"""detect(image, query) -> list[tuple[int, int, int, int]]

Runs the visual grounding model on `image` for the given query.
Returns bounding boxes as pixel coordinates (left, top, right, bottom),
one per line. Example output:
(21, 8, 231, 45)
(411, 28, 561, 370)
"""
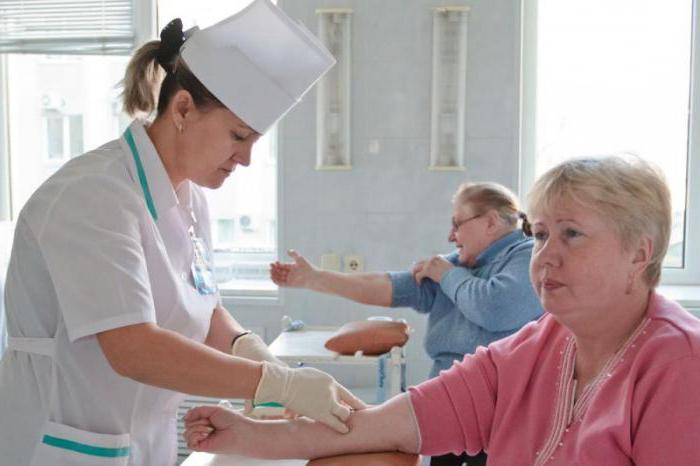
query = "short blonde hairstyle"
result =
(527, 155, 671, 288)
(454, 182, 530, 234)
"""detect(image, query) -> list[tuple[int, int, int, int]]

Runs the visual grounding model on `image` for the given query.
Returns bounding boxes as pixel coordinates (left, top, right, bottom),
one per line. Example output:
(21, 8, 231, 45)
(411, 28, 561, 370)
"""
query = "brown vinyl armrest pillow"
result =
(324, 320, 409, 356)
(306, 452, 420, 466)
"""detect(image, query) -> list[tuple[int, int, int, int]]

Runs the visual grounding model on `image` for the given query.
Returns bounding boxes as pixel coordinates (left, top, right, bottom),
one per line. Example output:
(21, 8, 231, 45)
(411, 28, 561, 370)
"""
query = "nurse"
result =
(0, 1, 364, 465)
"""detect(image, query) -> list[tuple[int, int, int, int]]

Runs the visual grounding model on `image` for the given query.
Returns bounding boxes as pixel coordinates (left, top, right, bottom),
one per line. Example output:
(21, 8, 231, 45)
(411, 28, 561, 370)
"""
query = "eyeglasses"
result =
(451, 214, 481, 232)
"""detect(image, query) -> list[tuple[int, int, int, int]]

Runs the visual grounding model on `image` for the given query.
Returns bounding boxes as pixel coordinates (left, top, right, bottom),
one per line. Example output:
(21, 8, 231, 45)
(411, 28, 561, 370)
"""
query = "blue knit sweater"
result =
(389, 230, 543, 378)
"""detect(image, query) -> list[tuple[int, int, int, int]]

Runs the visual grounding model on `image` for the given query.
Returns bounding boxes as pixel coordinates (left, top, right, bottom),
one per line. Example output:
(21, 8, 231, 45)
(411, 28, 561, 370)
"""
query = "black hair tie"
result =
(519, 211, 533, 237)
(157, 18, 185, 74)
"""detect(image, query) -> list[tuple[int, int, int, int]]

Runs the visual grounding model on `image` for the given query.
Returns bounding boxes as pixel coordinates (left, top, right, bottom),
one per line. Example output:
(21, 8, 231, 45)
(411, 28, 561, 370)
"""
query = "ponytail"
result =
(519, 212, 532, 237)
(121, 40, 163, 116)
(120, 18, 222, 118)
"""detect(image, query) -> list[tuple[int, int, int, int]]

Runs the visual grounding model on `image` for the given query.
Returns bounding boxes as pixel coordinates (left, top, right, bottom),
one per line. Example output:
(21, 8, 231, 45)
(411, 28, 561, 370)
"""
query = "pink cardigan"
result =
(409, 292, 700, 465)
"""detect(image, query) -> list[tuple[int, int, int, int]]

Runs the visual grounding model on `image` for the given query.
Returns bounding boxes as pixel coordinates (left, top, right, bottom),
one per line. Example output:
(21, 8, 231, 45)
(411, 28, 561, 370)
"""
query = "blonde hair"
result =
(120, 40, 163, 116)
(120, 32, 223, 117)
(453, 182, 530, 235)
(527, 155, 671, 288)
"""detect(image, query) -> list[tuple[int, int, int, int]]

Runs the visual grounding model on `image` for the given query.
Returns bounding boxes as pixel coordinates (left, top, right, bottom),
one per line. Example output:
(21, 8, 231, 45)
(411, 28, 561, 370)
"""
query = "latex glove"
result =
(231, 332, 286, 416)
(231, 332, 286, 366)
(254, 361, 368, 433)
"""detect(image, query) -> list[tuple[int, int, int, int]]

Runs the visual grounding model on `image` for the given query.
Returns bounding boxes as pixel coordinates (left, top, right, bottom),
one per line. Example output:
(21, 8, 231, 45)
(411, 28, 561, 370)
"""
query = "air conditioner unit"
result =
(41, 93, 65, 111)
(239, 215, 258, 232)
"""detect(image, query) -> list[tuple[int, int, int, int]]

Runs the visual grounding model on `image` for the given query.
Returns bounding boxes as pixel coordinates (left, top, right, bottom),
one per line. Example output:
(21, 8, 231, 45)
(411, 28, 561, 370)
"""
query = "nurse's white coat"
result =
(0, 120, 218, 466)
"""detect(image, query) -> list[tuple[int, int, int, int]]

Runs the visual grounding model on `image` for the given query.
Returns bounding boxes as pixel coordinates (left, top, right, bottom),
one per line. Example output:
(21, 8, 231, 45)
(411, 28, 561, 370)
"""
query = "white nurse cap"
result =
(180, 0, 335, 134)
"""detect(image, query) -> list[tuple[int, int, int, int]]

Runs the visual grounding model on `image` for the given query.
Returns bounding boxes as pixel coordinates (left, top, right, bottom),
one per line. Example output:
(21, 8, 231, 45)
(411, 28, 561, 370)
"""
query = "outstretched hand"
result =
(270, 249, 319, 288)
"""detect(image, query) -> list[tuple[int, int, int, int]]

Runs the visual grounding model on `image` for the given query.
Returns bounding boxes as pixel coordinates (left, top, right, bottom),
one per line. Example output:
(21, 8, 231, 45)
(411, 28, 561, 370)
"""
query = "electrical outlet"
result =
(368, 139, 380, 154)
(344, 255, 364, 273)
(320, 253, 341, 271)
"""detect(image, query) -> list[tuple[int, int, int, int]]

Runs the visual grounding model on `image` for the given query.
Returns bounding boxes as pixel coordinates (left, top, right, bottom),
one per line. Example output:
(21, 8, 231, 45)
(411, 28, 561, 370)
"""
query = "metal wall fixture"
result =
(316, 8, 352, 170)
(430, 6, 469, 170)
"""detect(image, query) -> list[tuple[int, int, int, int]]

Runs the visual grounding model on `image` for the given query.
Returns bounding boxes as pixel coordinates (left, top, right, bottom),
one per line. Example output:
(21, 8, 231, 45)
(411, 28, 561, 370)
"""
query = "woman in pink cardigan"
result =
(185, 155, 700, 465)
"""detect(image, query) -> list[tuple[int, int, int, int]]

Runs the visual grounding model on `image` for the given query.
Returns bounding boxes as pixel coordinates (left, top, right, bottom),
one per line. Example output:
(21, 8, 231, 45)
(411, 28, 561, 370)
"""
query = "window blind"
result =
(0, 0, 135, 55)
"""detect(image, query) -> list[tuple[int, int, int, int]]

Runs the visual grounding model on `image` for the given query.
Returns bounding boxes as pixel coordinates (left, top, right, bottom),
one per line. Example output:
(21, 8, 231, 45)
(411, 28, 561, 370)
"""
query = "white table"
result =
(268, 326, 406, 402)
(182, 453, 305, 466)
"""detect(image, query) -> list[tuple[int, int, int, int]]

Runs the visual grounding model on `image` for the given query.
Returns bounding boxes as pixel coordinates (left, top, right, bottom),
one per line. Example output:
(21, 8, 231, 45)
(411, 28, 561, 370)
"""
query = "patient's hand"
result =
(412, 256, 454, 284)
(270, 249, 318, 288)
(184, 405, 251, 454)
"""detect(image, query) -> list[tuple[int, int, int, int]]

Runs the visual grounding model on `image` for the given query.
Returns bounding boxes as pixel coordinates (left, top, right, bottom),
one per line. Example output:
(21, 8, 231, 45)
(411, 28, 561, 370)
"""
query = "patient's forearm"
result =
(311, 271, 393, 307)
(238, 394, 419, 459)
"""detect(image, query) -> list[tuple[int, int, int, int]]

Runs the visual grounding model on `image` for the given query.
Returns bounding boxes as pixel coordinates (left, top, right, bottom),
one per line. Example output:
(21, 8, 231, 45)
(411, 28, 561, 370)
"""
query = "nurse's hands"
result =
(184, 405, 248, 454)
(412, 256, 454, 284)
(254, 361, 368, 433)
(270, 249, 318, 288)
(231, 332, 286, 367)
(230, 332, 288, 416)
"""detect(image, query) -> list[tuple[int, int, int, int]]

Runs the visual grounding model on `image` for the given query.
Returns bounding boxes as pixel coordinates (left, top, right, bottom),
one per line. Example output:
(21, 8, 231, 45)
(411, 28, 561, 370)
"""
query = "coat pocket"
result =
(30, 420, 130, 466)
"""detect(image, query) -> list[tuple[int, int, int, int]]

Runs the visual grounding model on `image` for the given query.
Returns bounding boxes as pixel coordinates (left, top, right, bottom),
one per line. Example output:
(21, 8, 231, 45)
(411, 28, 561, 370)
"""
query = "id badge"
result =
(189, 227, 218, 295)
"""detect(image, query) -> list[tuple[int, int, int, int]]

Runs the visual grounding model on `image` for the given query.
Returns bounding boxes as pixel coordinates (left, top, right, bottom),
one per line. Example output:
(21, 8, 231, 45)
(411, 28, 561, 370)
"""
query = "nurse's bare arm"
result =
(97, 322, 260, 399)
(203, 304, 247, 353)
(185, 393, 419, 459)
(270, 249, 393, 306)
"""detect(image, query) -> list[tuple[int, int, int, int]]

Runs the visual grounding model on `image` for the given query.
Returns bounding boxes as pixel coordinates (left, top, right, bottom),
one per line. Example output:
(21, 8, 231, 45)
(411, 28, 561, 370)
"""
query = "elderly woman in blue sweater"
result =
(270, 181, 543, 466)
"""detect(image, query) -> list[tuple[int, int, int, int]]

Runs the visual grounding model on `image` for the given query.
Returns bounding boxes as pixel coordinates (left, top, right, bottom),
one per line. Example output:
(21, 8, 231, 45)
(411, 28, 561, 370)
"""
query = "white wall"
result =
(222, 0, 523, 387)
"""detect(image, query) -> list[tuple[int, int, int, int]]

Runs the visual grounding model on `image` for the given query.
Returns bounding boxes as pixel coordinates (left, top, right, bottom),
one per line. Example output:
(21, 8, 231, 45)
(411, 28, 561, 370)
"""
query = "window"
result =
(3, 54, 130, 219)
(44, 100, 85, 161)
(521, 0, 700, 284)
(0, 0, 138, 218)
(205, 129, 277, 295)
(157, 0, 279, 296)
